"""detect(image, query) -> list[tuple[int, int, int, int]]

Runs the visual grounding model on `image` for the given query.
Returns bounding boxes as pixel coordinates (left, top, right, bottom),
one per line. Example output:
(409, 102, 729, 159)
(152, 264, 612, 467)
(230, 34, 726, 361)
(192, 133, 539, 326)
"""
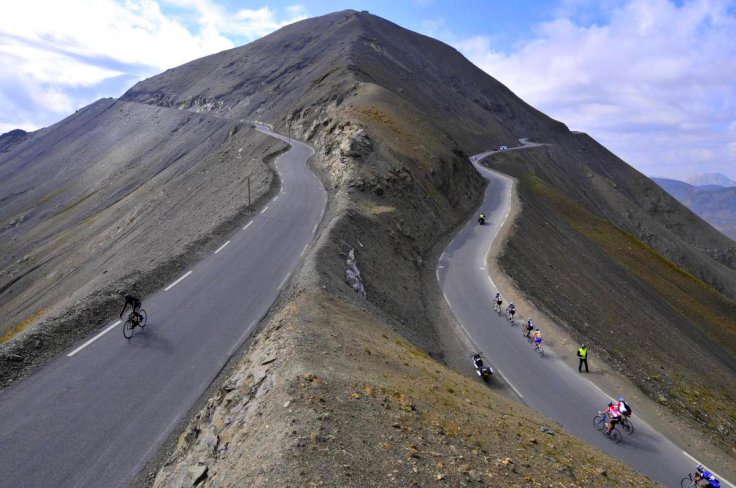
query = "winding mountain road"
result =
(0, 126, 326, 487)
(437, 142, 734, 487)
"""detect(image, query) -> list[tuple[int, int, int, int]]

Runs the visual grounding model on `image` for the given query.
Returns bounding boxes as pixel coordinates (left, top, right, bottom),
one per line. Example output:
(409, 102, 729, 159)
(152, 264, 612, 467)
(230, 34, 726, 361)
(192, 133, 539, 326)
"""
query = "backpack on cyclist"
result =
(619, 400, 632, 415)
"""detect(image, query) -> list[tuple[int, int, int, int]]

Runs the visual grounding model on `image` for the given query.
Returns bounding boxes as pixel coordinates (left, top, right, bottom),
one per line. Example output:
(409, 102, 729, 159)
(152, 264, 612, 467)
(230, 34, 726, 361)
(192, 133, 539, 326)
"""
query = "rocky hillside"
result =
(654, 177, 736, 240)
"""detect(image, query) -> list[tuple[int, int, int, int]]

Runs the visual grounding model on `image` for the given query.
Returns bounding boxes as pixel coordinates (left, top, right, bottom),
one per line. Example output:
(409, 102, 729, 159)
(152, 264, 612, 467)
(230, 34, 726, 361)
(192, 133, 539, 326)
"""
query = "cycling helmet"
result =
(696, 464, 704, 472)
(618, 396, 624, 402)
(607, 402, 614, 406)
(535, 328, 540, 331)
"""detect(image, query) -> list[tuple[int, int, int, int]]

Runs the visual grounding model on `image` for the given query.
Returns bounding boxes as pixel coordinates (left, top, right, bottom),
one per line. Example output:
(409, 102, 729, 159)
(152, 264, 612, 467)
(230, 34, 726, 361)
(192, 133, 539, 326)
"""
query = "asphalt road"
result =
(0, 126, 327, 487)
(437, 144, 734, 487)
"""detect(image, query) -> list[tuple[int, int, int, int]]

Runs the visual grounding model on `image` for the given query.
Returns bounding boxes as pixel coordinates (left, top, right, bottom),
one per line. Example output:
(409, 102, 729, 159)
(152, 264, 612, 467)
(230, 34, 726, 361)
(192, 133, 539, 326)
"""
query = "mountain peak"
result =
(685, 172, 736, 187)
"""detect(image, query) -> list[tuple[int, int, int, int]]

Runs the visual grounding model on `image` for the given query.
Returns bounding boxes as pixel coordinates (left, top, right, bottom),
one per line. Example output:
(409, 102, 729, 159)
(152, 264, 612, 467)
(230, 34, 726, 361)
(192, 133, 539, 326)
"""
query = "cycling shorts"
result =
(534, 337, 542, 343)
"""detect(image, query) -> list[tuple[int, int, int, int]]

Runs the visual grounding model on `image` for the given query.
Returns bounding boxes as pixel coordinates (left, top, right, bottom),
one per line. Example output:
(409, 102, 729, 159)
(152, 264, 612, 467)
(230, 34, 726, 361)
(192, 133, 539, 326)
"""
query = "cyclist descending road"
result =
(120, 293, 147, 339)
(505, 302, 516, 323)
(493, 292, 503, 313)
(532, 328, 544, 357)
(120, 293, 142, 321)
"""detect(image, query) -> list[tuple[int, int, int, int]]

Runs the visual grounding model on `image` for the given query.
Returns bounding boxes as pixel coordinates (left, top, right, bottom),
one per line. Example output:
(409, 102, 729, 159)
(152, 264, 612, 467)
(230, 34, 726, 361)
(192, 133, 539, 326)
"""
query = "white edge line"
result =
(681, 452, 736, 488)
(487, 275, 495, 287)
(214, 240, 230, 254)
(273, 195, 279, 202)
(301, 244, 309, 257)
(261, 205, 270, 214)
(279, 274, 290, 290)
(435, 269, 440, 281)
(495, 369, 524, 399)
(312, 224, 318, 234)
(228, 319, 259, 356)
(165, 270, 192, 291)
(243, 221, 253, 230)
(67, 321, 121, 357)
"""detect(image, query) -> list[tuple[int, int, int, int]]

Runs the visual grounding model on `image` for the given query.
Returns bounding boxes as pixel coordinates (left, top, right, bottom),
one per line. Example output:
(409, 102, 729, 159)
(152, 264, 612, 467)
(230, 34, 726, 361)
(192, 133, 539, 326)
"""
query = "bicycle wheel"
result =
(593, 415, 606, 431)
(609, 429, 622, 444)
(537, 346, 544, 358)
(680, 476, 696, 488)
(621, 418, 634, 435)
(137, 309, 147, 328)
(123, 319, 135, 339)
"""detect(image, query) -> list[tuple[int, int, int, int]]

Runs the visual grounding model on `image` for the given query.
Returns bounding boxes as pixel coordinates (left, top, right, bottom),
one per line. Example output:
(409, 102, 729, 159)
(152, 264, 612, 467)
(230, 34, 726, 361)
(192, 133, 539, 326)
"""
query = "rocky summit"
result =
(1, 9, 734, 486)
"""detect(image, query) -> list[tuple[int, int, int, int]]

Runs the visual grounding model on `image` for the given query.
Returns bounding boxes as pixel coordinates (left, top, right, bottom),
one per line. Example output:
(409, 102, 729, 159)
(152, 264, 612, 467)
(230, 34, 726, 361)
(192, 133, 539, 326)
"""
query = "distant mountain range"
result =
(653, 177, 736, 240)
(684, 172, 736, 187)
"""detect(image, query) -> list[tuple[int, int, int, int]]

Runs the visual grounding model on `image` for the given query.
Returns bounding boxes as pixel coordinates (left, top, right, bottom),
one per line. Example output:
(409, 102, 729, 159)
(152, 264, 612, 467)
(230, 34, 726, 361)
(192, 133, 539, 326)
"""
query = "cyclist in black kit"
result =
(120, 293, 142, 323)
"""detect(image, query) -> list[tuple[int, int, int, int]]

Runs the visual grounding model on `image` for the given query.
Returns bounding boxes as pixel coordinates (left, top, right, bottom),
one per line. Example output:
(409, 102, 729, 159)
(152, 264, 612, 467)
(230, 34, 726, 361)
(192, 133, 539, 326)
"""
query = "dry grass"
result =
(1, 308, 46, 344)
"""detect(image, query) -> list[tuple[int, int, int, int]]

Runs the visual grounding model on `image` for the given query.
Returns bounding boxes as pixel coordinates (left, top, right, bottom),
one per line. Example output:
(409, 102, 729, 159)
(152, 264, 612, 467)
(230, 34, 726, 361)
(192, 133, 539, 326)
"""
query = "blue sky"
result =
(1, 0, 735, 181)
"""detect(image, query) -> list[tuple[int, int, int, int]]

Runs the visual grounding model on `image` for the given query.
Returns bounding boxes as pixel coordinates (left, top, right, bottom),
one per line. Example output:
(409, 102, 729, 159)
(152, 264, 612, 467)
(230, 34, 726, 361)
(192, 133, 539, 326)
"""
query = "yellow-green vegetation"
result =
(359, 106, 401, 133)
(528, 174, 736, 348)
(1, 308, 46, 343)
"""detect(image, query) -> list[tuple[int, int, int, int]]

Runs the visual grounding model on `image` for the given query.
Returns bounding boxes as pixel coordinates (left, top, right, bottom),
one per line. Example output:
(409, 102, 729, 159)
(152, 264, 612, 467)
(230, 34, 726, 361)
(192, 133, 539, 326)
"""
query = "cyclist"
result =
(617, 396, 632, 417)
(524, 319, 534, 338)
(694, 465, 720, 488)
(505, 302, 516, 320)
(602, 402, 621, 435)
(478, 212, 486, 225)
(532, 328, 543, 350)
(494, 293, 503, 312)
(120, 293, 143, 323)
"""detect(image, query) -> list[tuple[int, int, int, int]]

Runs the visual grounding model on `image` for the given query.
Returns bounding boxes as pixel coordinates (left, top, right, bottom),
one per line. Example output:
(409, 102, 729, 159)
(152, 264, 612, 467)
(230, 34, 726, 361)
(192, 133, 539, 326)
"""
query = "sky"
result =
(1, 0, 734, 181)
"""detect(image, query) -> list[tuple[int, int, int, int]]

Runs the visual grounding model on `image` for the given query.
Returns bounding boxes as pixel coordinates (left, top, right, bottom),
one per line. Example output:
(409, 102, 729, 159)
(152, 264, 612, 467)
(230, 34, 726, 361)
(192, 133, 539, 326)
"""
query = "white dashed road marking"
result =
(214, 241, 230, 254)
(165, 271, 192, 291)
(67, 321, 121, 357)
(261, 205, 269, 214)
(243, 221, 253, 230)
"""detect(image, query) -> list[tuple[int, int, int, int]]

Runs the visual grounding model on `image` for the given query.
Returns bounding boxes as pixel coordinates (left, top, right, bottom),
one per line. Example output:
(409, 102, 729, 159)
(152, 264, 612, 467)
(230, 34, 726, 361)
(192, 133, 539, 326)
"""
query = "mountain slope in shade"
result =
(654, 177, 736, 240)
(685, 173, 736, 187)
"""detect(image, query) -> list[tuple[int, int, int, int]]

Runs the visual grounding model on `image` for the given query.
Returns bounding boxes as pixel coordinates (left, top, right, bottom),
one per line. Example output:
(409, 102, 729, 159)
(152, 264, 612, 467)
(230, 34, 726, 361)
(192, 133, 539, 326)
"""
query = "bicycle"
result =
(123, 309, 147, 339)
(593, 413, 622, 443)
(493, 302, 502, 314)
(522, 326, 532, 340)
(506, 311, 515, 326)
(533, 341, 544, 358)
(680, 473, 700, 487)
(619, 415, 634, 435)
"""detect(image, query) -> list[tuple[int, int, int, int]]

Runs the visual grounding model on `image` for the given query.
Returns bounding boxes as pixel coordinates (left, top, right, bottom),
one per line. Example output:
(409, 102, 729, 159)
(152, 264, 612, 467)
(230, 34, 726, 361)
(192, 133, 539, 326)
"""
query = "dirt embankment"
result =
(149, 291, 653, 487)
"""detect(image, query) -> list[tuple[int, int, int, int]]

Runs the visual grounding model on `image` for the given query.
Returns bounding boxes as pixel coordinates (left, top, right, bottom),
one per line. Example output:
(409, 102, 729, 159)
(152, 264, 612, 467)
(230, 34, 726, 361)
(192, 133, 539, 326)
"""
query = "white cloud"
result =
(0, 0, 307, 131)
(456, 0, 736, 180)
